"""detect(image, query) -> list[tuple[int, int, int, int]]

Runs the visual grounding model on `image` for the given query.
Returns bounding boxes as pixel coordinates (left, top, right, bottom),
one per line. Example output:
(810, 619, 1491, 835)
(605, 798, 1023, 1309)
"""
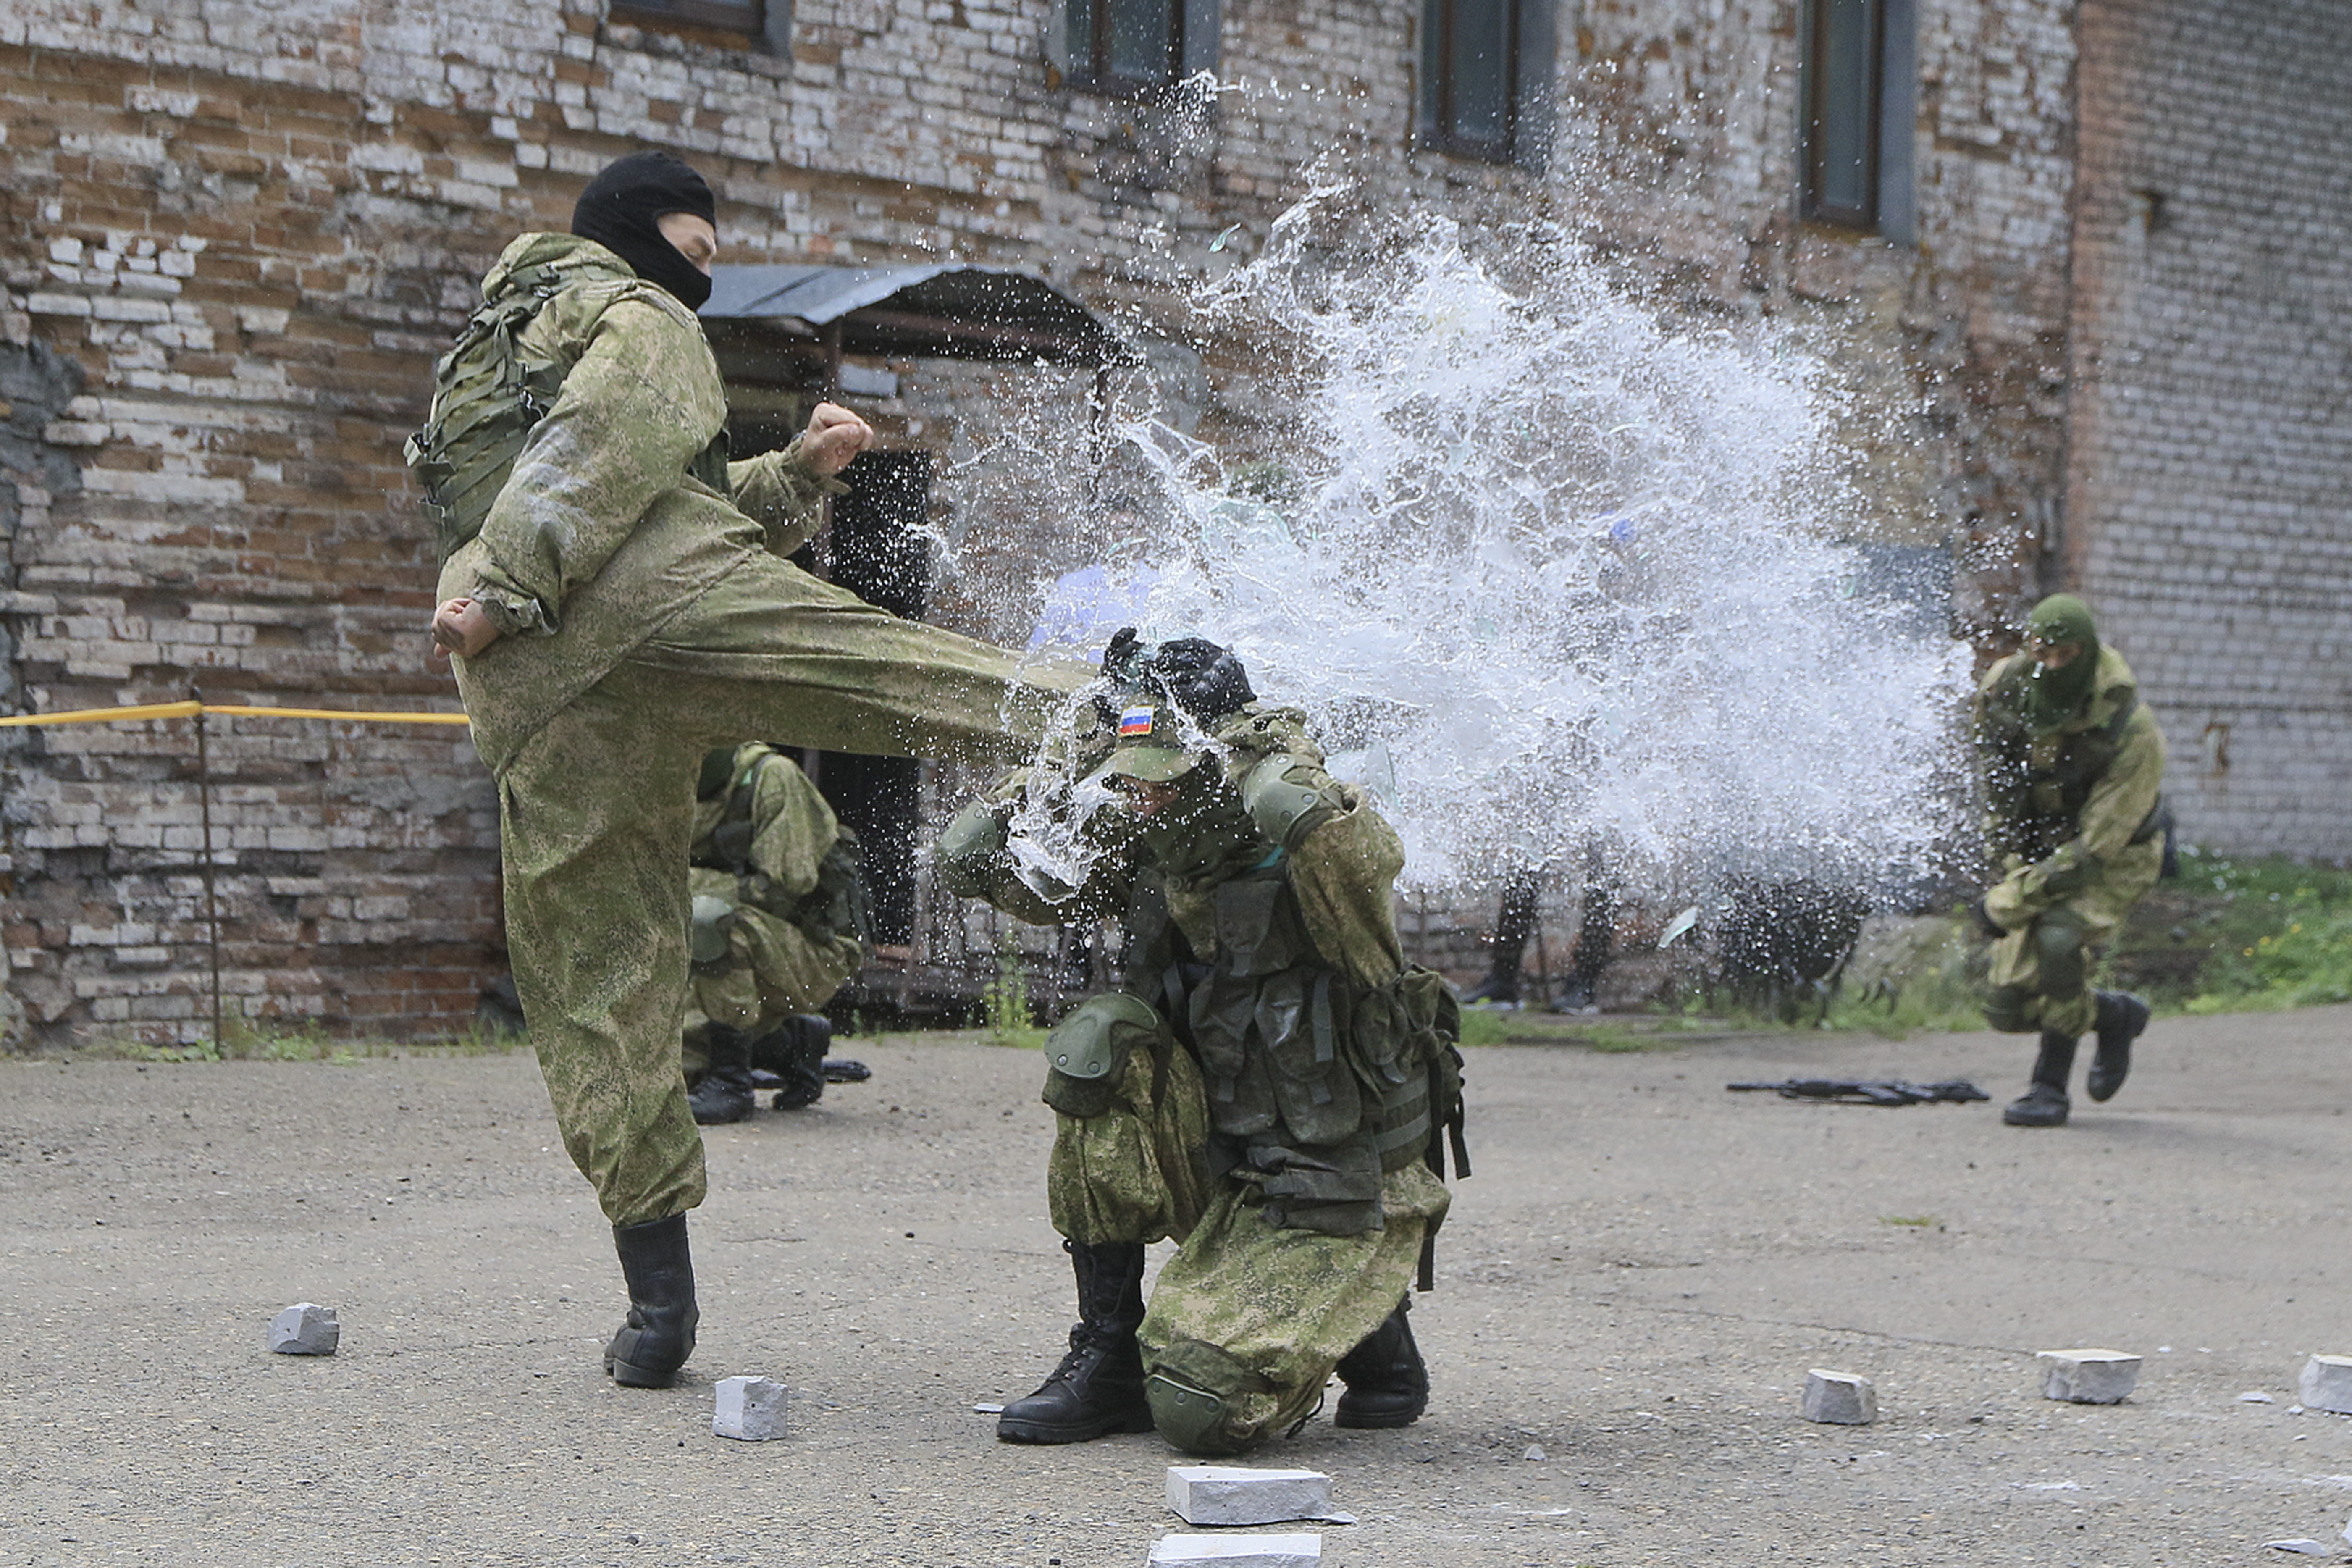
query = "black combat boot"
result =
(2087, 990, 2150, 1103)
(604, 1213, 699, 1388)
(753, 1014, 831, 1111)
(688, 1024, 757, 1125)
(996, 1240, 1154, 1444)
(1333, 1296, 1429, 1429)
(2002, 1031, 2078, 1127)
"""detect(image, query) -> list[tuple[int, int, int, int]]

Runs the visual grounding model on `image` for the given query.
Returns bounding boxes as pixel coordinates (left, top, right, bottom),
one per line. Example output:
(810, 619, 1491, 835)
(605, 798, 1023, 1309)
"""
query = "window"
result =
(1053, 0, 1220, 95)
(1799, 0, 1915, 239)
(1417, 0, 1555, 169)
(609, 0, 791, 52)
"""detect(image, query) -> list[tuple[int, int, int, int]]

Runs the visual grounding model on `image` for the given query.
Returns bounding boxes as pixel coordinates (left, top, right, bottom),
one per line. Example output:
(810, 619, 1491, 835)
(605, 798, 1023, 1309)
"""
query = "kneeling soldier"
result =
(682, 742, 871, 1123)
(1973, 594, 2166, 1128)
(940, 635, 1465, 1456)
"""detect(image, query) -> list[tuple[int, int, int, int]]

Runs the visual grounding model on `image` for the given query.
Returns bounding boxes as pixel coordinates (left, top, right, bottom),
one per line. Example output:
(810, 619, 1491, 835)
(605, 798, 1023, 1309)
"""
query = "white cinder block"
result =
(268, 1303, 339, 1355)
(1801, 1369, 1877, 1424)
(2037, 1349, 2140, 1404)
(2298, 1355, 2352, 1415)
(1147, 1535, 1320, 1568)
(1166, 1466, 1334, 1526)
(712, 1375, 789, 1441)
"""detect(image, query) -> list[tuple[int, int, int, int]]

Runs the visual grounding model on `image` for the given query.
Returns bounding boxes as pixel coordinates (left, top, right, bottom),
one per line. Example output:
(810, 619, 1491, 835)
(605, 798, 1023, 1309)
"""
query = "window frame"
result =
(1798, 0, 1885, 230)
(1420, 0, 1523, 165)
(1059, 0, 1219, 97)
(607, 0, 792, 54)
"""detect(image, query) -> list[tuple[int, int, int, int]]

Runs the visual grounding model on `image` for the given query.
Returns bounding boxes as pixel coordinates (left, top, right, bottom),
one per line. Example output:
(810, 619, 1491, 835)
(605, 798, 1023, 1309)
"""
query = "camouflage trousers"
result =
(680, 868, 862, 1079)
(1981, 840, 2163, 1039)
(492, 559, 1077, 1227)
(1045, 1025, 1450, 1455)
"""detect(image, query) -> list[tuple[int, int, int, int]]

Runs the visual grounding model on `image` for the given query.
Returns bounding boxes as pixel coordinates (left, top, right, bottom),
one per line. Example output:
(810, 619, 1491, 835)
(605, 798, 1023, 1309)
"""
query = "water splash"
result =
(983, 181, 1968, 903)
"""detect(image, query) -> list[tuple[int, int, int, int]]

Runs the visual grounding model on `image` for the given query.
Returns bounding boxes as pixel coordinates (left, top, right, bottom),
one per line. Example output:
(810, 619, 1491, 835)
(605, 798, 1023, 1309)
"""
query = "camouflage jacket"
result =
(1975, 643, 2167, 915)
(434, 233, 843, 773)
(692, 743, 869, 949)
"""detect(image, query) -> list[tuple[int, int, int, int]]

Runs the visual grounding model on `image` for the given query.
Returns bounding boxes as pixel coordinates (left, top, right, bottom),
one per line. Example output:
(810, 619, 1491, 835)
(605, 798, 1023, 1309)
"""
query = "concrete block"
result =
(1801, 1369, 1877, 1424)
(2037, 1349, 2141, 1404)
(2299, 1355, 2352, 1415)
(1147, 1535, 1320, 1567)
(1166, 1466, 1334, 1526)
(712, 1376, 789, 1441)
(268, 1302, 339, 1355)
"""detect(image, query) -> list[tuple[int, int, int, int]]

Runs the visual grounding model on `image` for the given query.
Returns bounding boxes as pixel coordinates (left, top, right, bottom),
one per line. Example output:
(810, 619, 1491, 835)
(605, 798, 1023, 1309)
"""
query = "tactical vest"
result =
(405, 266, 729, 567)
(691, 756, 874, 950)
(1987, 685, 2166, 862)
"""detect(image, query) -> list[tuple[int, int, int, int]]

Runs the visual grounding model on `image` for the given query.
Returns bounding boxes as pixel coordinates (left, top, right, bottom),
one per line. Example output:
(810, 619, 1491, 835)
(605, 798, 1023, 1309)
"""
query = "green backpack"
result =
(405, 260, 581, 567)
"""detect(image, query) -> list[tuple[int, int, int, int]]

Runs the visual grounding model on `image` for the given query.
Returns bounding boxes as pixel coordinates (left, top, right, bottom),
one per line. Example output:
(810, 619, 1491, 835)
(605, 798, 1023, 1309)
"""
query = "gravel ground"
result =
(3, 1005, 2349, 1567)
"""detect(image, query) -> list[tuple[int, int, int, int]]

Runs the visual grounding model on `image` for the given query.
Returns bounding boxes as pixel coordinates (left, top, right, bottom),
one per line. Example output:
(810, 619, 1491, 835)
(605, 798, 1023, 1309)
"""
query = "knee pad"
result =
(1982, 984, 2034, 1034)
(1145, 1372, 1245, 1456)
(2032, 910, 2089, 1000)
(1042, 993, 1166, 1118)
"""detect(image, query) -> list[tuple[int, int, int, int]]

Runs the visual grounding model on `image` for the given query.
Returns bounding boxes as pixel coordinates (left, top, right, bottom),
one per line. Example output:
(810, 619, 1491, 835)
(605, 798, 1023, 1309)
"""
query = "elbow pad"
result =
(936, 801, 1013, 900)
(1240, 753, 1342, 851)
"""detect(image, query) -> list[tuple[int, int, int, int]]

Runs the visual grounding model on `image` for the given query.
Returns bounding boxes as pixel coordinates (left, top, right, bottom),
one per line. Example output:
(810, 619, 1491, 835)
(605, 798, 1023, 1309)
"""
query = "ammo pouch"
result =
(1234, 1137, 1384, 1236)
(1040, 992, 1166, 1119)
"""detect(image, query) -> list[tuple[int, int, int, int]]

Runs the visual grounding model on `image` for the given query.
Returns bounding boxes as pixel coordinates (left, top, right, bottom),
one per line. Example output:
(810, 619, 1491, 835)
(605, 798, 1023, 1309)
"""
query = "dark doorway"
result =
(815, 449, 934, 945)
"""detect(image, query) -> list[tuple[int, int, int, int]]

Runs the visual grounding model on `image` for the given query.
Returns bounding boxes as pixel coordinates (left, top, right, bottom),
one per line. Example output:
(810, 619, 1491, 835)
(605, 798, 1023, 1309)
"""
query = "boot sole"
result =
(995, 1407, 1156, 1444)
(606, 1353, 684, 1389)
(1333, 1403, 1426, 1430)
(2001, 1108, 2069, 1127)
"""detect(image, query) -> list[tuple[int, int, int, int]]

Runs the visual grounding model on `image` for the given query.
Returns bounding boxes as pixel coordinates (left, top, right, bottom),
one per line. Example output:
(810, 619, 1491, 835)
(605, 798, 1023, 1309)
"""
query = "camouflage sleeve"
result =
(727, 436, 848, 560)
(744, 753, 841, 905)
(468, 296, 727, 634)
(2071, 708, 2166, 864)
(937, 772, 1139, 927)
(1287, 782, 1408, 992)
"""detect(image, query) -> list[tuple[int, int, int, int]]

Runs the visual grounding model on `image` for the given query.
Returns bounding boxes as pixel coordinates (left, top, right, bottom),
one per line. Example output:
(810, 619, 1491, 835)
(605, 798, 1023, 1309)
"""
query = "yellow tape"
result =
(203, 706, 472, 726)
(0, 701, 469, 729)
(0, 700, 203, 728)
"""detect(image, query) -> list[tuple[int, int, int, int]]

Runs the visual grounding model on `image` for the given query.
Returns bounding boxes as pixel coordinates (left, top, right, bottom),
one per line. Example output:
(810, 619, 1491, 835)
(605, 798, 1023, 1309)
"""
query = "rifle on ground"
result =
(1727, 1078, 1989, 1106)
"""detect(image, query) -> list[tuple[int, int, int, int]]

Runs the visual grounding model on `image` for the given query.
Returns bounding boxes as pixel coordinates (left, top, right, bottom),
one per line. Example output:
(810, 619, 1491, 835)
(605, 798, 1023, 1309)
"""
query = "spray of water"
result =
(971, 177, 1969, 906)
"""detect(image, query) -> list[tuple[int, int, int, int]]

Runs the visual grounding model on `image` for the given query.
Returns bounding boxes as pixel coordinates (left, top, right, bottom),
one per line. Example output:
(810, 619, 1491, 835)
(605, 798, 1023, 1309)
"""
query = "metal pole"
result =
(192, 689, 222, 1055)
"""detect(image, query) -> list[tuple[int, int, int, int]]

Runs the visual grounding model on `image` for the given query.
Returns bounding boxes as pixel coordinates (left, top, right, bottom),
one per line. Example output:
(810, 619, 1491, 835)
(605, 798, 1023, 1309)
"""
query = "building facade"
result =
(1, 0, 2345, 1045)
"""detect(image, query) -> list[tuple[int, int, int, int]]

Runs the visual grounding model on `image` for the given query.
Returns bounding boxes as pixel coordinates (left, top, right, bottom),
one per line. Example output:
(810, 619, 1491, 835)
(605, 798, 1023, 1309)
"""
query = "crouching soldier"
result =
(682, 742, 872, 1124)
(1974, 594, 2167, 1128)
(939, 634, 1465, 1456)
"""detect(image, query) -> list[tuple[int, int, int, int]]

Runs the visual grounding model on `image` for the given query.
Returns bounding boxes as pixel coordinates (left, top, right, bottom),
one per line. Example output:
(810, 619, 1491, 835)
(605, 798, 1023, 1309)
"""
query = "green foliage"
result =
(983, 940, 1046, 1050)
(2165, 850, 2352, 1014)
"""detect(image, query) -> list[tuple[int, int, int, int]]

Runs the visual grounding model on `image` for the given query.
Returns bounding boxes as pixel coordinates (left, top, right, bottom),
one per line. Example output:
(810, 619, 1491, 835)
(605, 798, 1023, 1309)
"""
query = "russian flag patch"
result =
(1118, 705, 1155, 737)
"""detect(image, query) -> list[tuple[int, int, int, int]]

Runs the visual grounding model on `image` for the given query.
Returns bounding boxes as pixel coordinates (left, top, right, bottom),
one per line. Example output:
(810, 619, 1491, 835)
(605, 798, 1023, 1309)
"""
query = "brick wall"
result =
(0, 0, 2285, 1044)
(2066, 0, 2352, 859)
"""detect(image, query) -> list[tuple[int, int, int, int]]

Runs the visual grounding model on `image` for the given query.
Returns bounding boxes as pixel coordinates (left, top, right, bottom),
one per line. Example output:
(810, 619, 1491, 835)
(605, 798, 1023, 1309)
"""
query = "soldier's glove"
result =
(1969, 896, 2007, 940)
(1099, 626, 1151, 683)
(936, 801, 1015, 900)
(1144, 637, 1256, 722)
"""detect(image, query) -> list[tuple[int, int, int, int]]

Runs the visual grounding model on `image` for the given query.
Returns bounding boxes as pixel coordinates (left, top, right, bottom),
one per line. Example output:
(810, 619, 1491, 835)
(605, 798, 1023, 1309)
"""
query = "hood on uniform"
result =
(2021, 593, 2101, 729)
(570, 151, 718, 311)
(1099, 703, 1201, 784)
(697, 746, 739, 799)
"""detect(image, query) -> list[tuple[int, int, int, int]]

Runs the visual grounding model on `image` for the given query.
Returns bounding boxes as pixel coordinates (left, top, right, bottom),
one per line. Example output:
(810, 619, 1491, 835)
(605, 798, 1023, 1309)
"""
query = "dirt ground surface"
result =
(4, 1006, 2351, 1568)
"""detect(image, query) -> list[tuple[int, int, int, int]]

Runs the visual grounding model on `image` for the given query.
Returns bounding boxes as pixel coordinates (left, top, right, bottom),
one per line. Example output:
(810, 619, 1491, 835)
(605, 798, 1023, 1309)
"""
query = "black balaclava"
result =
(570, 151, 717, 311)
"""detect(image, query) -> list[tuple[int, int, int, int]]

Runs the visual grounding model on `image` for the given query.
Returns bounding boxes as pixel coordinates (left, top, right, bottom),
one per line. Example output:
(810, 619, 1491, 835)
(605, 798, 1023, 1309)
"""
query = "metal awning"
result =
(701, 264, 1129, 368)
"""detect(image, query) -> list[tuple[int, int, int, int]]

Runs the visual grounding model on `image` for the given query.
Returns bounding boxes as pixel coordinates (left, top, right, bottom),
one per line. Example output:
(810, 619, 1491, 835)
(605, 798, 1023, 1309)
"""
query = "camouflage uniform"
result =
(1975, 642, 2167, 1038)
(681, 742, 867, 1080)
(946, 698, 1459, 1454)
(433, 233, 1075, 1227)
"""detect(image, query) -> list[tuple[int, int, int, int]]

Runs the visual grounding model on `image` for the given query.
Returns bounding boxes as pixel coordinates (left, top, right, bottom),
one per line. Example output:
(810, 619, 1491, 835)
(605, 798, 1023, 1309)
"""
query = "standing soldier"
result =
(939, 635, 1465, 1456)
(682, 742, 870, 1125)
(412, 150, 1077, 1389)
(1973, 594, 2167, 1128)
